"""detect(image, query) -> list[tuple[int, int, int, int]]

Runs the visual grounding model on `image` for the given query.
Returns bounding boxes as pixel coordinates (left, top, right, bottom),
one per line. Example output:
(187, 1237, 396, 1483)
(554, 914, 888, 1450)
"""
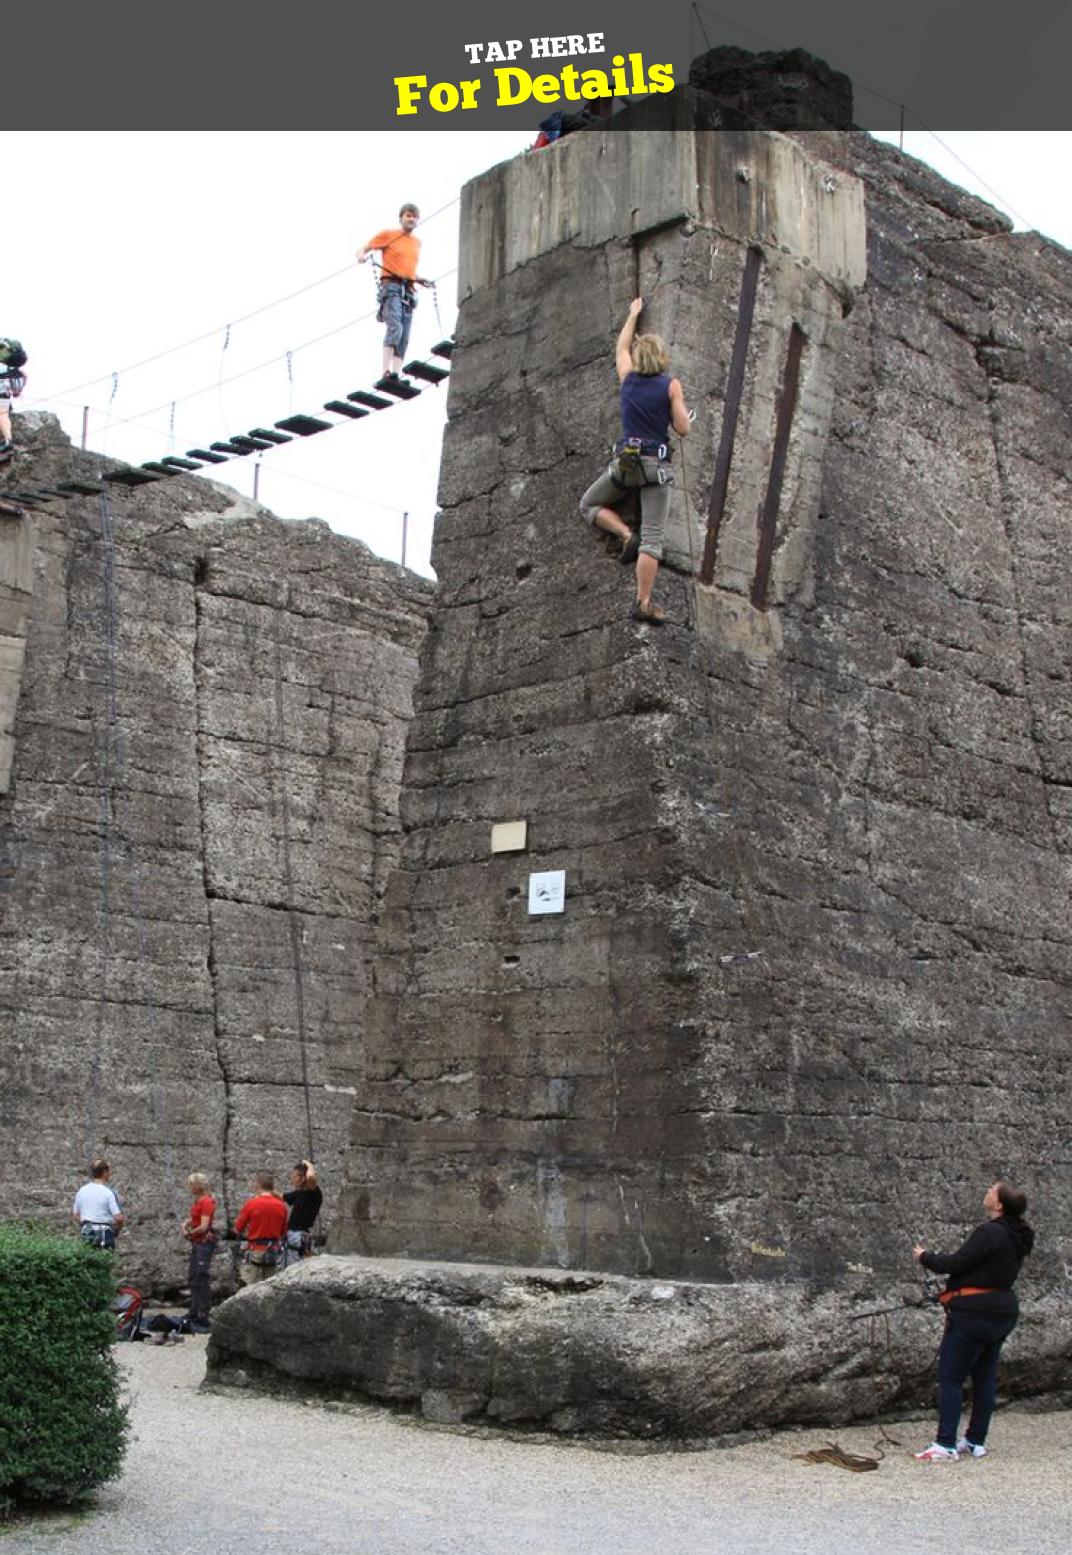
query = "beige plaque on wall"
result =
(491, 819, 528, 854)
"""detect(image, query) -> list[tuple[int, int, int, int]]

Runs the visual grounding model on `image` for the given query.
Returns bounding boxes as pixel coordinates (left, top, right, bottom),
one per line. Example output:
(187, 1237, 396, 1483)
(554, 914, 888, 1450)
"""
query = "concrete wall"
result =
(0, 422, 431, 1290)
(337, 125, 1071, 1311)
(0, 508, 34, 793)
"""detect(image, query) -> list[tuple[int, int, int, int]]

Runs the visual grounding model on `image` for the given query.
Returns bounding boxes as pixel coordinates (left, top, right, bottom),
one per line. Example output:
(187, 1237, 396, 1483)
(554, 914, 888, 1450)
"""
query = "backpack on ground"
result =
(114, 1286, 145, 1341)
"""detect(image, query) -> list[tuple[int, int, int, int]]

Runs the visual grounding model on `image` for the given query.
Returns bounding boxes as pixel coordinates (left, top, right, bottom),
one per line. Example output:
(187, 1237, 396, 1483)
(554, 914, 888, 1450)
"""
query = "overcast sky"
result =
(8, 130, 1068, 578)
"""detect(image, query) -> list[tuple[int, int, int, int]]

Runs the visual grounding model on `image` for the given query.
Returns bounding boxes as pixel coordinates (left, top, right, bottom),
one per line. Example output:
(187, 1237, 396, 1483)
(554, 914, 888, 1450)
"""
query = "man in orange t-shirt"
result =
(234, 1171, 289, 1285)
(357, 202, 431, 383)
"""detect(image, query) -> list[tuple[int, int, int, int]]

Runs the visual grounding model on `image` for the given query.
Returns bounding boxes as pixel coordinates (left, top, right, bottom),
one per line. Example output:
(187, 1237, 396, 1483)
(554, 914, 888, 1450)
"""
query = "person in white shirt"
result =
(72, 1158, 125, 1250)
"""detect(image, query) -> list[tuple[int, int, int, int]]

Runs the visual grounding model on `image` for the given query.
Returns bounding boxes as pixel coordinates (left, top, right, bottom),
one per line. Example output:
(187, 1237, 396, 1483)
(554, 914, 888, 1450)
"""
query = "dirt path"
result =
(8, 1341, 1072, 1554)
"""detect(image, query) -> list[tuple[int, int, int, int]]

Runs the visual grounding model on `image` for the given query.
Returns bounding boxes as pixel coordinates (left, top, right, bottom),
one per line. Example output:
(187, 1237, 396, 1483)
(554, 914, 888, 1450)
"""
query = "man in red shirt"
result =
(356, 203, 432, 385)
(234, 1172, 289, 1285)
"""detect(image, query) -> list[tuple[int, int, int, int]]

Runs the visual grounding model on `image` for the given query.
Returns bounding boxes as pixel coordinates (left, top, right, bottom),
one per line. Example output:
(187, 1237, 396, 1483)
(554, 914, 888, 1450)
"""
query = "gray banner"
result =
(8, 0, 1069, 128)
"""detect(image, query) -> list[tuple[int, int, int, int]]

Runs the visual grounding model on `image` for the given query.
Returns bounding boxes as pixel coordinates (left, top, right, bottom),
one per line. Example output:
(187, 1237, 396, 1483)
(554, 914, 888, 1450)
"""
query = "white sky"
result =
(8, 130, 1069, 578)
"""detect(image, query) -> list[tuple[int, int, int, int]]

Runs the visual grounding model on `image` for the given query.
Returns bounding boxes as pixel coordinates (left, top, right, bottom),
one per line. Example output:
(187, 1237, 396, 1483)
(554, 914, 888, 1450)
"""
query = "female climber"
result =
(578, 298, 692, 624)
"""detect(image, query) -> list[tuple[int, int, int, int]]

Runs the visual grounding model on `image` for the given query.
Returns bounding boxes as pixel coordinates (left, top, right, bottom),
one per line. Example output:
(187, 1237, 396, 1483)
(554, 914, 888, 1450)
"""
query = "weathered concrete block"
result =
(334, 119, 1072, 1397)
(0, 418, 432, 1288)
(460, 128, 866, 297)
(205, 1255, 1072, 1439)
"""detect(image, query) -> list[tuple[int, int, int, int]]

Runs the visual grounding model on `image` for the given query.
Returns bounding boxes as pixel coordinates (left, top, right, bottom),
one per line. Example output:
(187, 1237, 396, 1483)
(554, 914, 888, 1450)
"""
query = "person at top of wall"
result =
(0, 337, 28, 462)
(578, 299, 693, 624)
(356, 203, 432, 387)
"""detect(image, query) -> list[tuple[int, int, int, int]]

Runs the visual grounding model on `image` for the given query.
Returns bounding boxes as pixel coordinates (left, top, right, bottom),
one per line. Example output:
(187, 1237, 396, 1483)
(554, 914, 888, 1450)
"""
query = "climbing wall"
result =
(336, 124, 1071, 1295)
(0, 425, 431, 1289)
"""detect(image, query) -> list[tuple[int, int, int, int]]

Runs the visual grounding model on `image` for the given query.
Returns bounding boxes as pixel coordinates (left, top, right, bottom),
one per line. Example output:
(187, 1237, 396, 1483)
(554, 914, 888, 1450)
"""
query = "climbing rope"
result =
(84, 478, 175, 1192)
(84, 478, 119, 1161)
(429, 279, 445, 340)
(30, 196, 463, 410)
(792, 1442, 882, 1472)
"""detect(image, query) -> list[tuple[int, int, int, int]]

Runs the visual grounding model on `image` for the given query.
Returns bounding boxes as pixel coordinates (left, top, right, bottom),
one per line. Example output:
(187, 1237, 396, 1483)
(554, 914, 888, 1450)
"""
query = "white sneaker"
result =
(914, 1442, 959, 1462)
(956, 1439, 988, 1458)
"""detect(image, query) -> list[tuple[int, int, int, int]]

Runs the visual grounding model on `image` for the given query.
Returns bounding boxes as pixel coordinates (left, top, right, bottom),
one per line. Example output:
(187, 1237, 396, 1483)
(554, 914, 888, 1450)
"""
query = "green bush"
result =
(0, 1225, 128, 1517)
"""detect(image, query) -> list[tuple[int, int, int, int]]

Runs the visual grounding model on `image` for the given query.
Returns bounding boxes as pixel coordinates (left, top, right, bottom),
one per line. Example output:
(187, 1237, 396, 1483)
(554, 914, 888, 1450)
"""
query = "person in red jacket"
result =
(234, 1171, 289, 1285)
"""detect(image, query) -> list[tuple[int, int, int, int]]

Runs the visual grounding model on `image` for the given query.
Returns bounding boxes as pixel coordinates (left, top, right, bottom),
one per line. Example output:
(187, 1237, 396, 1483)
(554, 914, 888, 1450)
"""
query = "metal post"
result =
(81, 406, 89, 449)
(401, 510, 409, 568)
(253, 459, 261, 503)
(899, 105, 905, 152)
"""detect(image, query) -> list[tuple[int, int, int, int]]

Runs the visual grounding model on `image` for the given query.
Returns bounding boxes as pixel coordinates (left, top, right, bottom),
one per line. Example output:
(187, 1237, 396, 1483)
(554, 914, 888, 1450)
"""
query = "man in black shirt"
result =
(281, 1159, 323, 1269)
(911, 1181, 1034, 1461)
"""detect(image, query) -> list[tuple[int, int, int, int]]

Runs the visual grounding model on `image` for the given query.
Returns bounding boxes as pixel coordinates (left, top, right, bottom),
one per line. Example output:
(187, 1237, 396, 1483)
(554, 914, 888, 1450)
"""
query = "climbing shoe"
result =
(619, 531, 640, 565)
(631, 600, 666, 625)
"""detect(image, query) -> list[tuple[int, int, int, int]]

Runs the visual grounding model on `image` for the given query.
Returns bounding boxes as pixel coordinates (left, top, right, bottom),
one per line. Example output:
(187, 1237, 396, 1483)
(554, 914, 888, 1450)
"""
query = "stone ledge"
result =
(204, 1255, 1072, 1439)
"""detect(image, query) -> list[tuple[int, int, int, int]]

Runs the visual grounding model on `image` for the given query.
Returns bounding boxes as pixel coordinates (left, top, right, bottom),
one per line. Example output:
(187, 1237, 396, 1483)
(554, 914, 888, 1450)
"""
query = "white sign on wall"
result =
(527, 870, 566, 915)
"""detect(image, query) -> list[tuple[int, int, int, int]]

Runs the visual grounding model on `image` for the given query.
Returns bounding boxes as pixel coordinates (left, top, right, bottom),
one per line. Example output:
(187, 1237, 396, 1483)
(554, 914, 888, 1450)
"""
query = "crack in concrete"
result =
(974, 340, 1068, 855)
(193, 563, 234, 1227)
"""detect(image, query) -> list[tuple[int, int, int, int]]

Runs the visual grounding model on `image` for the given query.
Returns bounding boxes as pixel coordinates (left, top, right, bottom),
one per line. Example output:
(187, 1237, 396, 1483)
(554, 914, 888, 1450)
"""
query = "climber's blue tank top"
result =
(620, 371, 671, 447)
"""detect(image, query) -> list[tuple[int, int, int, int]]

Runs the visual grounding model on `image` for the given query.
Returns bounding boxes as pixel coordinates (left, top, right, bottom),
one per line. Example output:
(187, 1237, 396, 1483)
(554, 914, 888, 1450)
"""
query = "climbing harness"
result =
(377, 275, 419, 323)
(938, 1284, 998, 1306)
(80, 1221, 118, 1251)
(242, 1236, 282, 1269)
(610, 436, 672, 490)
(281, 1229, 315, 1268)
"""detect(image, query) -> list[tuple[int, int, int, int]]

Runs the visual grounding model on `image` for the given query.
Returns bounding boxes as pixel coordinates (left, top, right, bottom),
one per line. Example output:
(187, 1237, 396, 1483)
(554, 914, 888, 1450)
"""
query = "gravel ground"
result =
(5, 1340, 1072, 1555)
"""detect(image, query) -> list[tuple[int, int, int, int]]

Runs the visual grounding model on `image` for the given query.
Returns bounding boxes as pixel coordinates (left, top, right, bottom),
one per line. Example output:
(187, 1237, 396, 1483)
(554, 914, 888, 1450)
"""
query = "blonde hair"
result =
(632, 334, 670, 376)
(187, 1172, 210, 1193)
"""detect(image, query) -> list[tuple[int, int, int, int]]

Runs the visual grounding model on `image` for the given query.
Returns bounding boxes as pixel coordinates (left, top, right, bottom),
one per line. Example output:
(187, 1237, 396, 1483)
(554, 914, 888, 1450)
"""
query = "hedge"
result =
(0, 1225, 129, 1516)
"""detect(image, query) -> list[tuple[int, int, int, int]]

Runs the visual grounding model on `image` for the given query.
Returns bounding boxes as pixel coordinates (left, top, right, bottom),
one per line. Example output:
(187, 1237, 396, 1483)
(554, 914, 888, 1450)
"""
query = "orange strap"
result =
(939, 1285, 998, 1306)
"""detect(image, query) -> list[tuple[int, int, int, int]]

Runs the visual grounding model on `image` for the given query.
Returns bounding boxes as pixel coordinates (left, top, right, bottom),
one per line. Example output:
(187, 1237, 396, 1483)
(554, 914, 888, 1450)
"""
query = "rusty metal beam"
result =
(700, 245, 762, 586)
(751, 323, 805, 612)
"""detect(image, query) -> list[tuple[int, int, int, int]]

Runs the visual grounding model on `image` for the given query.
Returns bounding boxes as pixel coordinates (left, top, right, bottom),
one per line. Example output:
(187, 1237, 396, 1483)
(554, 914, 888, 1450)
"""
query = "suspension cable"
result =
(28, 195, 461, 408)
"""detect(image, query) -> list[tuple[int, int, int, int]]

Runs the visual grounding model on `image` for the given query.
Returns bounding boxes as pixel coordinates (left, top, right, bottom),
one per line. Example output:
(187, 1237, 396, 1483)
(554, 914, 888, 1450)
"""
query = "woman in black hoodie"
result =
(911, 1181, 1034, 1461)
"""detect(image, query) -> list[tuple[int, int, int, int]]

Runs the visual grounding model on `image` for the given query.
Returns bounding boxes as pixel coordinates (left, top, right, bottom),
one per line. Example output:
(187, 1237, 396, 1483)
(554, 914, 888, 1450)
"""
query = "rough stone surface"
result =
(0, 496, 35, 794)
(688, 48, 856, 131)
(205, 1255, 1072, 1439)
(332, 116, 1071, 1396)
(0, 418, 431, 1289)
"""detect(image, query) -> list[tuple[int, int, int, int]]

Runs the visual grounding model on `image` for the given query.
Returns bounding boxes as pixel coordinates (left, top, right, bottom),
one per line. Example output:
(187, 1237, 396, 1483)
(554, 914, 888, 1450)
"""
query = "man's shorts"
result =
(379, 282, 415, 357)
